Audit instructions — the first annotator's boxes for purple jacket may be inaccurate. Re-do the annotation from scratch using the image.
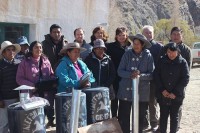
[16,56,54,87]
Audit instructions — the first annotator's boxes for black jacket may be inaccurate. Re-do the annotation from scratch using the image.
[42,34,67,69]
[106,41,131,91]
[155,54,190,103]
[0,59,20,100]
[85,53,116,87]
[160,42,192,69]
[148,40,163,67]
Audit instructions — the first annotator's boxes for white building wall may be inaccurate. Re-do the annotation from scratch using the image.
[0,0,109,42]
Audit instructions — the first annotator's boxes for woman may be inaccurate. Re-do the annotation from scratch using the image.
[117,34,154,133]
[106,26,131,118]
[155,42,189,133]
[89,26,109,46]
[16,41,56,128]
[56,42,95,92]
[85,39,115,99]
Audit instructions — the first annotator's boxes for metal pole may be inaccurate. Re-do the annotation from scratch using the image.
[132,77,140,133]
[70,88,81,133]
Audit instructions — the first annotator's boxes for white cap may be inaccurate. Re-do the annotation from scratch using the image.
[14,85,35,90]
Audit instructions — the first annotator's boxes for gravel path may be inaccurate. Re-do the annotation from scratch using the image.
[178,65,200,133]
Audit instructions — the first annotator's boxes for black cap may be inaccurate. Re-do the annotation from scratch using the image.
[166,42,180,51]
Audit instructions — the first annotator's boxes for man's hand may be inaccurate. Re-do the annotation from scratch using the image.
[0,100,5,108]
[162,90,170,98]
[131,70,140,79]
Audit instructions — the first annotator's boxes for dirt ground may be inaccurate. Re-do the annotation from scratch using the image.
[47,64,200,133]
[177,64,200,133]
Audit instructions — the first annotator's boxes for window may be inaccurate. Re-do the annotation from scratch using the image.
[0,22,29,44]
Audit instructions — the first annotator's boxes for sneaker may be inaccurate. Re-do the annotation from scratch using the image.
[154,126,160,133]
[152,125,159,132]
[46,121,56,128]
[143,125,151,131]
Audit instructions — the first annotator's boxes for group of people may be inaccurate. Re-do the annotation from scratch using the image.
[0,23,191,133]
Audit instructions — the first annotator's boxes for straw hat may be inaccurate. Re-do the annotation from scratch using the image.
[59,42,86,55]
[128,34,152,48]
[0,41,21,59]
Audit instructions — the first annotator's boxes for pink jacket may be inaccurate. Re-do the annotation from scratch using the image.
[16,56,54,87]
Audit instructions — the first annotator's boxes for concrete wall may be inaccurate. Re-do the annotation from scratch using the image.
[0,0,109,42]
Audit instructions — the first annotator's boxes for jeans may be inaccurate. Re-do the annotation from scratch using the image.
[118,100,132,133]
[43,91,55,123]
[0,99,18,133]
[118,100,148,133]
[144,81,159,128]
[111,98,119,118]
[111,82,119,118]
[149,81,159,127]
[159,101,182,133]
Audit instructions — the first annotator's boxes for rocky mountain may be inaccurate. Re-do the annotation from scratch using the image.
[108,0,200,39]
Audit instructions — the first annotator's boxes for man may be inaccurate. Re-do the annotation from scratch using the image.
[15,36,29,61]
[42,24,68,70]
[74,28,92,61]
[142,25,163,132]
[161,27,192,131]
[170,27,192,69]
[42,24,67,128]
[0,41,21,133]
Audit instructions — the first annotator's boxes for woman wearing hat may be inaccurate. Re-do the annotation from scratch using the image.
[16,41,56,128]
[55,42,95,92]
[85,39,116,99]
[117,34,154,133]
[155,42,189,133]
[0,41,21,132]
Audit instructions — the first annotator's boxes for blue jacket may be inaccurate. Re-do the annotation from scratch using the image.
[117,49,154,102]
[56,56,95,92]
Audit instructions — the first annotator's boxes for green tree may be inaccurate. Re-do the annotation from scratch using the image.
[154,19,198,47]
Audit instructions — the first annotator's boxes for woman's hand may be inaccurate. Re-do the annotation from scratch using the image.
[168,93,176,99]
[131,70,140,79]
[80,80,91,89]
[162,90,170,98]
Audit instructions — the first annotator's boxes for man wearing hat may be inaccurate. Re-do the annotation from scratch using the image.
[0,41,21,133]
[85,39,116,99]
[15,36,30,61]
[117,34,154,133]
